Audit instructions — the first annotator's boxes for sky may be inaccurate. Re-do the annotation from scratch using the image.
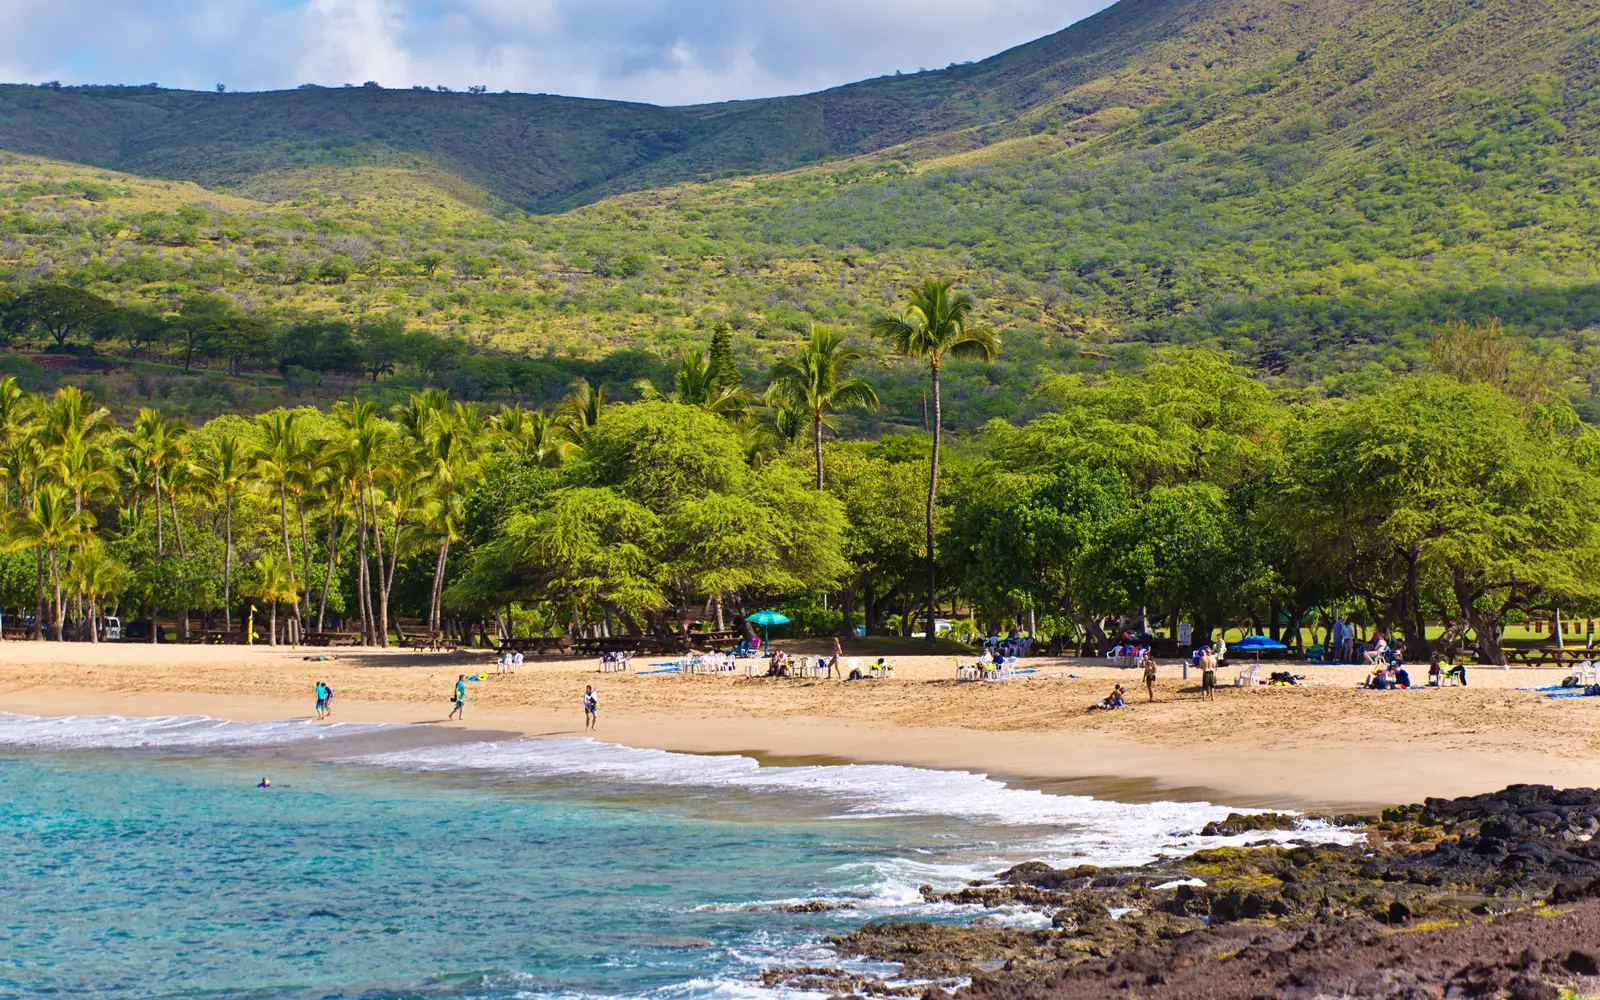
[0,0,1117,106]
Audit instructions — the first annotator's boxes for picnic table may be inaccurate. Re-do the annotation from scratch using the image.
[189,629,246,645]
[498,635,573,656]
[571,635,660,657]
[404,633,458,652]
[304,631,362,647]
[1501,646,1595,668]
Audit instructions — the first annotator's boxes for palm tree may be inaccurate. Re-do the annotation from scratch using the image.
[336,398,392,646]
[767,324,880,488]
[872,279,1000,644]
[635,352,753,417]
[558,377,606,437]
[126,409,189,557]
[252,410,309,642]
[71,546,129,644]
[11,485,92,641]
[251,551,297,646]
[193,432,252,630]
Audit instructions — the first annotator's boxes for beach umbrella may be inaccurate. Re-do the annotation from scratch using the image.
[746,609,790,648]
[1229,634,1286,664]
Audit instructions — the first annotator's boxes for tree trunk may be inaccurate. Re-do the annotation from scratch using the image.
[366,471,388,647]
[268,602,277,646]
[298,495,312,621]
[49,546,63,642]
[154,473,164,555]
[318,511,338,633]
[428,537,449,635]
[87,595,98,644]
[33,547,44,640]
[923,362,941,644]
[840,581,856,640]
[223,491,233,630]
[278,484,300,636]
[1453,567,1506,666]
[814,408,825,489]
[355,488,373,644]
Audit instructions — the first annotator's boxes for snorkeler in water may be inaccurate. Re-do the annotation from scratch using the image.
[257,777,271,788]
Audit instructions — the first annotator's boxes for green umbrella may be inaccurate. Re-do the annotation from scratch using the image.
[746,609,790,649]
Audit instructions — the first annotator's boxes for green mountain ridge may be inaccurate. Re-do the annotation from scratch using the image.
[6,0,1600,423]
[0,0,1204,211]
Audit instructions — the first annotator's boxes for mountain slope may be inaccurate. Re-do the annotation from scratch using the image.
[6,0,1600,423]
[0,0,1209,212]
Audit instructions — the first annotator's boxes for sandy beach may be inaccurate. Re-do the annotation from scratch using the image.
[2,640,1595,811]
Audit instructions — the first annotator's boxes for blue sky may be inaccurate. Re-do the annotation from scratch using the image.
[0,0,1117,106]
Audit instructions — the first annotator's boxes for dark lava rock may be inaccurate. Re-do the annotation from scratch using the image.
[1200,812,1302,837]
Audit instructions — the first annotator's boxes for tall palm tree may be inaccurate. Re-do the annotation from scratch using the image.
[11,485,92,641]
[127,409,189,557]
[872,279,1000,644]
[71,546,128,644]
[251,551,297,647]
[193,432,252,629]
[767,323,880,488]
[336,398,392,646]
[253,410,309,642]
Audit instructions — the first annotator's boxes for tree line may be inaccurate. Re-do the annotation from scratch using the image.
[1,281,1595,664]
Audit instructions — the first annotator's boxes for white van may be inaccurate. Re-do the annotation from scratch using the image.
[97,616,121,641]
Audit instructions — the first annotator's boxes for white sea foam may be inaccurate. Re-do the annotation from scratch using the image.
[0,711,388,749]
[353,736,1362,872]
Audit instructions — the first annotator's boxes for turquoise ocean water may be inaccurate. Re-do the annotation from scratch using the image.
[0,714,1355,1000]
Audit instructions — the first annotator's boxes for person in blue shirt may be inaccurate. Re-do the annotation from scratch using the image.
[314,681,328,720]
[449,675,466,720]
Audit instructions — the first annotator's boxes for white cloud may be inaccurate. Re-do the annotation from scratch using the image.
[0,0,1116,104]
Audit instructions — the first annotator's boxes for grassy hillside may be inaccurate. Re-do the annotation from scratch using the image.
[6,0,1600,424]
[0,0,1213,212]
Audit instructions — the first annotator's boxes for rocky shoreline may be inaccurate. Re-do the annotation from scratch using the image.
[771,785,1600,1000]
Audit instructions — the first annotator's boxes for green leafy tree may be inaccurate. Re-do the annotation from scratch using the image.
[4,284,111,349]
[872,279,999,642]
[767,324,879,488]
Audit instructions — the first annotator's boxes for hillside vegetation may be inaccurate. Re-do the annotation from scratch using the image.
[4,0,1600,424]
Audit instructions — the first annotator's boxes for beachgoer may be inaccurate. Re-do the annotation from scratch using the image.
[314,681,327,720]
[1200,647,1217,701]
[257,777,271,788]
[449,675,466,720]
[829,636,843,679]
[583,685,598,730]
[1395,666,1412,689]
[1142,658,1157,702]
[323,682,334,717]
[1428,661,1443,686]
[1447,662,1468,686]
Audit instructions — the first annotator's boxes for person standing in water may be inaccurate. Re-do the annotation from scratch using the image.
[314,681,328,720]
[449,675,466,720]
[583,685,598,730]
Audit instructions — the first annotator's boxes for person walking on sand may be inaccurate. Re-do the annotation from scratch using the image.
[449,675,466,720]
[322,682,334,718]
[583,685,598,730]
[314,681,328,720]
[828,635,843,679]
[1200,647,1217,702]
[1142,657,1157,703]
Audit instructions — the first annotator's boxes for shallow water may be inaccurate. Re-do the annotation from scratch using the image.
[0,714,1358,1000]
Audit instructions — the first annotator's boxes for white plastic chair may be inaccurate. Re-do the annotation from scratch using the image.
[1234,663,1261,687]
[847,657,860,677]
